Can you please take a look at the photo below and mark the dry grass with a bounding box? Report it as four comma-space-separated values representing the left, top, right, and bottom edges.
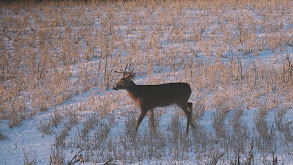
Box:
0, 0, 293, 163
23, 150, 37, 165
0, 130, 7, 140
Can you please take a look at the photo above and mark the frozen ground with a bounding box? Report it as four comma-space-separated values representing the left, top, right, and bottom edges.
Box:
1, 50, 292, 164
1, 1, 293, 164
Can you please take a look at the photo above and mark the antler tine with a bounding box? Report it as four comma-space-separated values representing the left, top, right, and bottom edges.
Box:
114, 71, 124, 74
127, 68, 135, 78
115, 70, 131, 75
122, 63, 129, 76
115, 64, 134, 77
124, 64, 128, 72
114, 64, 128, 76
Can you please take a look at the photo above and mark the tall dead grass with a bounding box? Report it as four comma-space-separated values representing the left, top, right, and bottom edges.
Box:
0, 0, 292, 163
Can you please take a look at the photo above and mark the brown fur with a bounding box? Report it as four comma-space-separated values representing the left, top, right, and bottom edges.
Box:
113, 73, 195, 134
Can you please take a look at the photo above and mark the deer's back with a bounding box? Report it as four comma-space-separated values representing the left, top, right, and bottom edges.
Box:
134, 83, 191, 109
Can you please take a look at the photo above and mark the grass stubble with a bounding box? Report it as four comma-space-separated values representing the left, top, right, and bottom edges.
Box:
0, 0, 293, 164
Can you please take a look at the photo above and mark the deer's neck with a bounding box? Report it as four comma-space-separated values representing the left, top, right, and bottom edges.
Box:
125, 81, 139, 101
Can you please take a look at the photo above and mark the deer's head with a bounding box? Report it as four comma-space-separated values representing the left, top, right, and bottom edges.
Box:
113, 71, 136, 90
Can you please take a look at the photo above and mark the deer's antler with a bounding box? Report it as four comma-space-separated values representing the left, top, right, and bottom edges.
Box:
115, 64, 134, 77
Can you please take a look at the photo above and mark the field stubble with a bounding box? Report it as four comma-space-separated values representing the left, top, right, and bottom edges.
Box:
0, 0, 293, 164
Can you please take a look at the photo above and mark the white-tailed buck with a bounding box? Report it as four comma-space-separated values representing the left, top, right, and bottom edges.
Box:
113, 67, 195, 134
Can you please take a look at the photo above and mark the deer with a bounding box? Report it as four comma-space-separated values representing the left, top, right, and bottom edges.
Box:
113, 67, 195, 135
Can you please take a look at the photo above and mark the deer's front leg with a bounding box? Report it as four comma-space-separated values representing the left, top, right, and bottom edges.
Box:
135, 109, 148, 133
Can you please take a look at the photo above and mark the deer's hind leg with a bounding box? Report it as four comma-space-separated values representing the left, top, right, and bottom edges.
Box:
177, 102, 192, 134
187, 102, 195, 129
148, 109, 155, 130
188, 102, 193, 114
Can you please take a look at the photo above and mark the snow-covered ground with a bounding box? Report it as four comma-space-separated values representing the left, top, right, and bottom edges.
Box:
1, 1, 293, 164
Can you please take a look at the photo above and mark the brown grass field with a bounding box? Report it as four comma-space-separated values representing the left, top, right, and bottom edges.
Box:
0, 0, 293, 164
